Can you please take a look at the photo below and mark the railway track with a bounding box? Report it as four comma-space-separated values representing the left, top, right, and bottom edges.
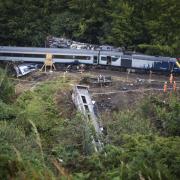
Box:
92, 87, 180, 95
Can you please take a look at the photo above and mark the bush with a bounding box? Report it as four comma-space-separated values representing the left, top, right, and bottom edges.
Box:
141, 95, 180, 136
0, 68, 15, 103
0, 101, 16, 120
103, 108, 156, 145
70, 135, 180, 180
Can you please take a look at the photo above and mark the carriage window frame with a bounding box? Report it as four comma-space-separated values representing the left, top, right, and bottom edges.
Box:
81, 96, 87, 104
54, 54, 91, 60
0, 53, 91, 60
112, 57, 119, 62
84, 105, 89, 112
0, 53, 13, 56
54, 55, 74, 59
0, 53, 45, 58
75, 56, 91, 60
93, 56, 98, 63
101, 56, 107, 61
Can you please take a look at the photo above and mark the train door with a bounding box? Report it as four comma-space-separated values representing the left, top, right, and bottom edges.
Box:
168, 62, 174, 72
93, 56, 98, 64
99, 56, 107, 65
107, 56, 112, 65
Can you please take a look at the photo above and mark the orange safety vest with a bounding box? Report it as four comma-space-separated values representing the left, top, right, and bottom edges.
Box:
169, 74, 173, 84
173, 81, 176, 92
164, 83, 167, 93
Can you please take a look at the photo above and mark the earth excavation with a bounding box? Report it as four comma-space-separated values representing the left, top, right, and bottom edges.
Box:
15, 68, 180, 111
14, 68, 180, 149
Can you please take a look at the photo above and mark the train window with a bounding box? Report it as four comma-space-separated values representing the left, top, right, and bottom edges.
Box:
74, 56, 91, 60
29, 54, 45, 58
81, 96, 87, 104
93, 56, 98, 63
19, 54, 30, 58
54, 55, 91, 60
112, 57, 119, 61
0, 53, 13, 56
0, 53, 45, 58
101, 56, 107, 61
84, 105, 89, 112
94, 56, 98, 60
7, 53, 23, 57
0, 53, 46, 58
54, 55, 74, 59
0, 53, 90, 60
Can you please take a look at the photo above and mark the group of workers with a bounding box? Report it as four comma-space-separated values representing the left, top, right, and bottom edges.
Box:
163, 73, 177, 93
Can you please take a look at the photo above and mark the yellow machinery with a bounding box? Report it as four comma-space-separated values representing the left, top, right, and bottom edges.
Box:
40, 53, 56, 72
176, 61, 180, 68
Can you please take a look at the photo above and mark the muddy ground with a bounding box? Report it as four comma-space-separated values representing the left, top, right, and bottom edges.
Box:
14, 69, 180, 114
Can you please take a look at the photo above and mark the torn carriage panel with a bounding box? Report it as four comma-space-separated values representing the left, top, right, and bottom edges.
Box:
14, 63, 38, 77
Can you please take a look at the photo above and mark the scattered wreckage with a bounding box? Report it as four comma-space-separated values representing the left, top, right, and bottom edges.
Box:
46, 36, 122, 51
81, 75, 112, 87
13, 63, 38, 77
72, 85, 104, 152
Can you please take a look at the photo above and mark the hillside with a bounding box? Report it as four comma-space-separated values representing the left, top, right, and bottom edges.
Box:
0, 0, 180, 179
0, 69, 180, 179
0, 0, 180, 56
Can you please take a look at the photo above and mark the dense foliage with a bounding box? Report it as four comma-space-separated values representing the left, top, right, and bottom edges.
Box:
0, 0, 179, 55
0, 68, 15, 103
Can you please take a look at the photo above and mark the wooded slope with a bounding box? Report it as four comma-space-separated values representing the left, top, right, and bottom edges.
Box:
0, 0, 179, 56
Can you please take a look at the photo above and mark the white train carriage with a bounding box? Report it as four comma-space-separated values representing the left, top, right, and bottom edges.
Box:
0, 46, 99, 65
0, 46, 46, 63
99, 51, 122, 66
0, 46, 179, 73
53, 49, 98, 65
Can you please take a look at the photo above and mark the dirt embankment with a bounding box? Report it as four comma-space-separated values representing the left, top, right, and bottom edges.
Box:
87, 70, 180, 113
55, 90, 76, 119
14, 69, 180, 115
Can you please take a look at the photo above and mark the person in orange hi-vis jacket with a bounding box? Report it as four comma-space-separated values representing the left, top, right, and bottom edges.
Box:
173, 81, 176, 92
164, 82, 167, 93
169, 73, 173, 84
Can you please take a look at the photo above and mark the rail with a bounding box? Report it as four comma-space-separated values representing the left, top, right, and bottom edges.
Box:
91, 87, 180, 95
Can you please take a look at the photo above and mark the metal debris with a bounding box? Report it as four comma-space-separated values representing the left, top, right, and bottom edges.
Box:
72, 85, 104, 152
14, 63, 38, 77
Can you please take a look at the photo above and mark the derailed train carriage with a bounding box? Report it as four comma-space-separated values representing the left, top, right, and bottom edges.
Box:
98, 51, 180, 73
0, 46, 180, 76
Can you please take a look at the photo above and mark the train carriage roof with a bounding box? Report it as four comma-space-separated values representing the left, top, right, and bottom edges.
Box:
133, 54, 176, 62
100, 50, 123, 56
